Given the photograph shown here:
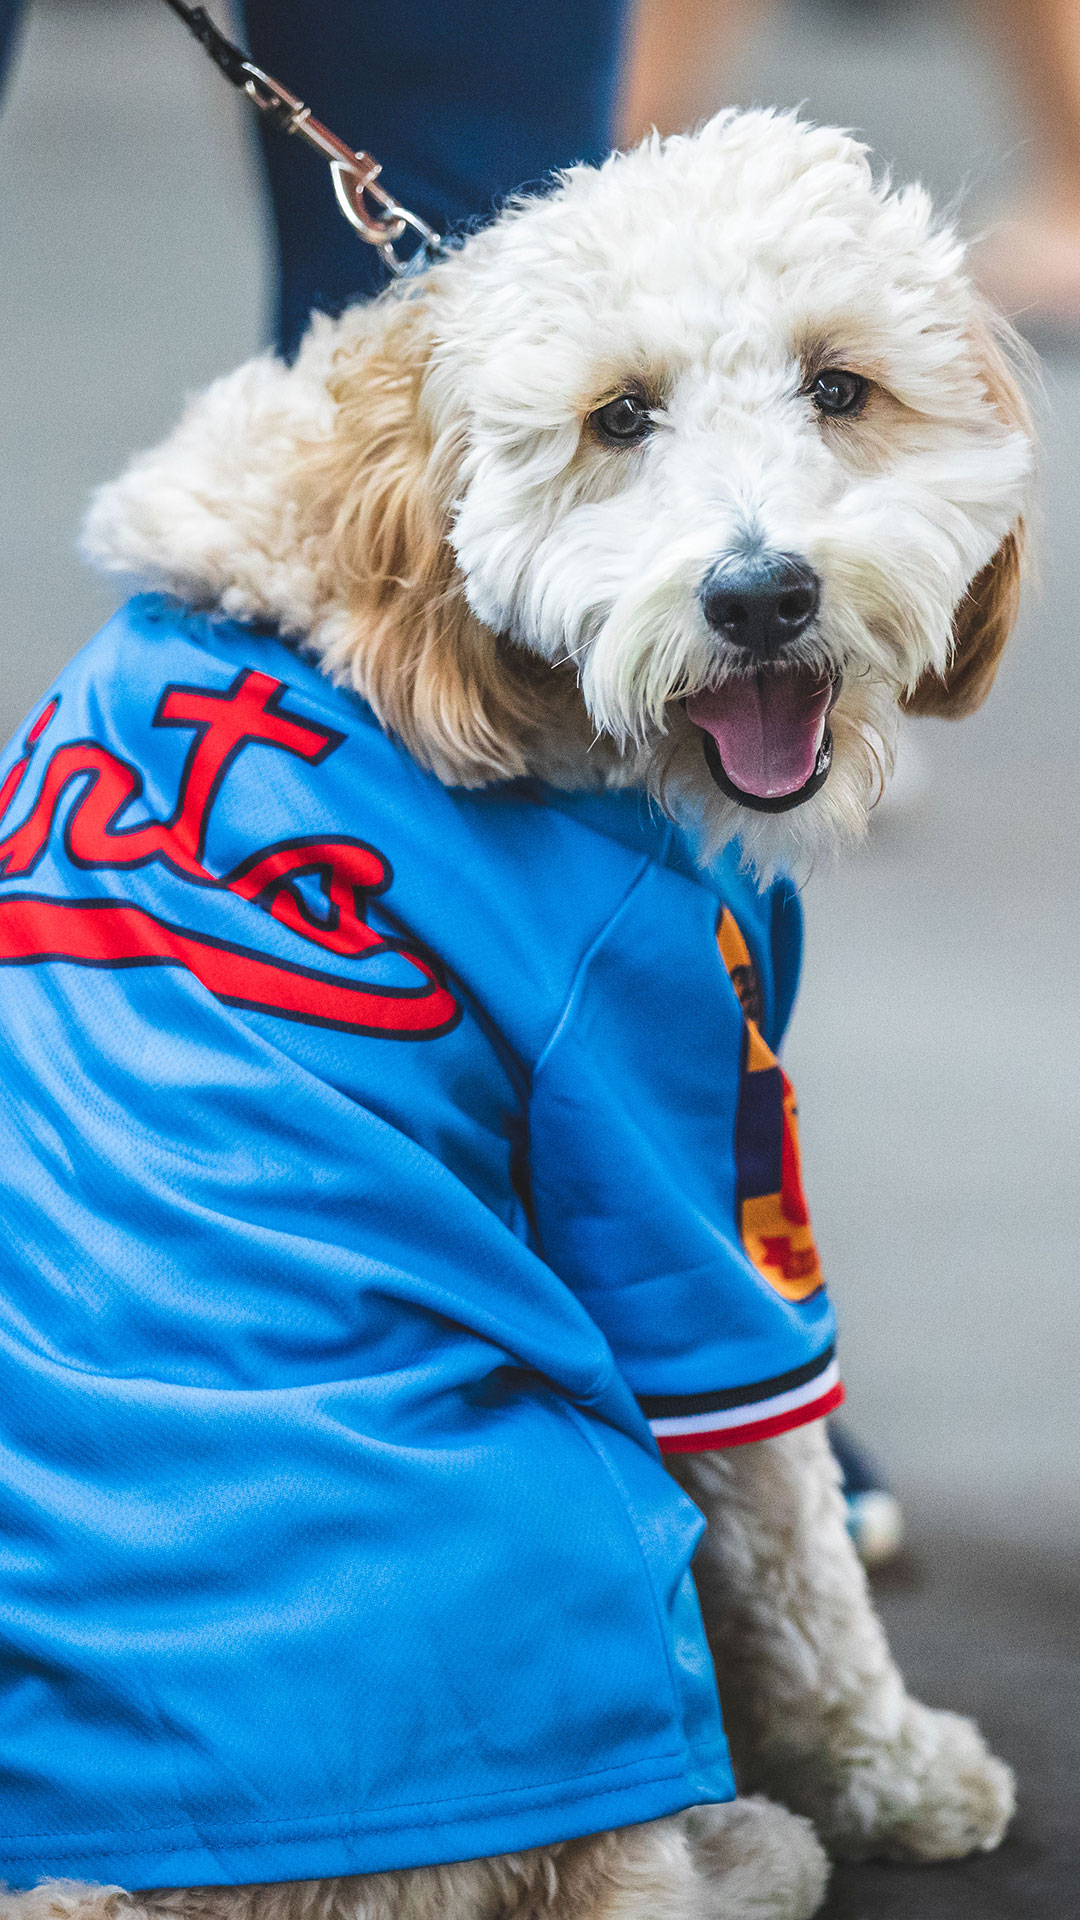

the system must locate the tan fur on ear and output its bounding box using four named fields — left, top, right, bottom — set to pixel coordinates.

left=297, top=296, right=544, bottom=786
left=903, top=523, right=1023, bottom=718
left=904, top=315, right=1030, bottom=719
